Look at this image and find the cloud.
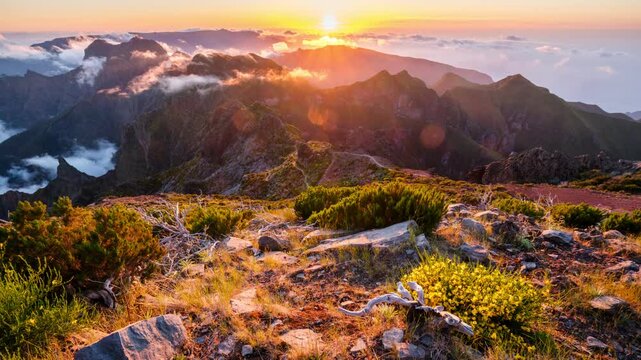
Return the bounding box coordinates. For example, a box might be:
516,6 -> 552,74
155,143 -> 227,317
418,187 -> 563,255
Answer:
554,57 -> 571,69
596,65 -> 616,75
0,139 -> 118,195
158,74 -> 221,94
505,35 -> 526,41
535,45 -> 561,54
0,120 -> 24,143
302,36 -> 357,49
272,42 -> 289,53
76,56 -> 106,86
130,50 -> 160,59
126,52 -> 191,94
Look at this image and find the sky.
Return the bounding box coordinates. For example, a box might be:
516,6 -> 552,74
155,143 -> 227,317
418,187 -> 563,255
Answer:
1,0 -> 640,112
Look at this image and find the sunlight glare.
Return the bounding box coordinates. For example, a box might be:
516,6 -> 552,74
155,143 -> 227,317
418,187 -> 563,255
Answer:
321,15 -> 339,32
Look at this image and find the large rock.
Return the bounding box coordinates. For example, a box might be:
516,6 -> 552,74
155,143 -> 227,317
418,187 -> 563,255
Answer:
475,148 -> 580,184
303,229 -> 352,243
395,343 -> 427,360
604,261 -> 639,275
459,243 -> 490,263
231,288 -> 260,315
491,220 -> 520,242
306,221 -> 420,253
460,218 -> 487,238
258,235 -> 291,252
603,230 -> 625,240
74,314 -> 187,360
382,328 -> 404,350
279,329 -> 324,349
590,295 -> 628,313
540,230 -> 574,246
224,237 -> 253,253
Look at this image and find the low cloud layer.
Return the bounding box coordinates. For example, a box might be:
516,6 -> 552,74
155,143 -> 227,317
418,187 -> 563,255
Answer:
0,139 -> 118,194
158,74 -> 221,94
0,120 -> 24,143
76,56 -> 106,86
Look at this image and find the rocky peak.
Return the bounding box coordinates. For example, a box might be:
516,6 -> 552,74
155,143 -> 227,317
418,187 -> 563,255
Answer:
84,37 -> 167,60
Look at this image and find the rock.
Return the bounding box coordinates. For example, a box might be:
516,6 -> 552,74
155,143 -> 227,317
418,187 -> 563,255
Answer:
459,242 -> 489,262
604,261 -> 639,275
306,221 -> 420,253
414,234 -> 430,251
491,220 -> 520,242
395,343 -> 427,360
590,295 -> 628,312
447,203 -> 468,212
474,210 -> 499,222
258,235 -> 291,252
540,230 -> 574,246
218,335 -> 237,356
350,338 -> 367,353
303,229 -> 352,243
521,261 -> 537,271
621,270 -> 641,283
224,237 -> 253,253
74,314 -> 187,360
241,345 -> 253,357
460,218 -> 487,238
382,328 -> 404,350
182,263 -> 205,277
280,329 -> 324,349
231,288 -> 260,314
573,231 -> 590,242
260,251 -> 299,266
587,336 -> 608,350
604,230 -> 625,240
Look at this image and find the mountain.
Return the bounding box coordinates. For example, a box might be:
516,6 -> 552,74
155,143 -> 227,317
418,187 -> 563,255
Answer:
568,102 -> 633,121
627,111 -> 641,121
31,35 -> 100,53
432,72 -> 480,95
275,45 -> 493,88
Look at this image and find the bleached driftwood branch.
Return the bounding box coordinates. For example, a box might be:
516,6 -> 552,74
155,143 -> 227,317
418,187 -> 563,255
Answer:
85,277 -> 117,309
136,201 -> 219,274
338,281 -> 474,336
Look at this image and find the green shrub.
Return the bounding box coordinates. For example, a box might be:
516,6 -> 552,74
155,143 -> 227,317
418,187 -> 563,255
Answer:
601,210 -> 641,235
402,255 -> 548,352
187,206 -> 253,238
294,186 -> 357,219
0,198 -> 164,288
492,197 -> 544,219
307,182 -> 447,234
550,203 -> 604,228
0,261 -> 90,357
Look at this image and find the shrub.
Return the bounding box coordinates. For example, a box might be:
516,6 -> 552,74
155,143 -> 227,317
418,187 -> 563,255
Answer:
307,182 -> 447,235
294,186 -> 357,219
402,255 -> 548,352
187,205 -> 253,238
0,261 -> 90,357
0,198 -> 164,288
601,210 -> 641,235
492,197 -> 544,219
550,203 -> 604,229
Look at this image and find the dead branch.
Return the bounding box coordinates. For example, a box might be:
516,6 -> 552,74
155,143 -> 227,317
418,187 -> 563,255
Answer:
339,281 -> 474,336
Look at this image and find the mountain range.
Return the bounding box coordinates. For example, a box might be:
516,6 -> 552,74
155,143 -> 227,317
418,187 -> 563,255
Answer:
1,34 -> 641,216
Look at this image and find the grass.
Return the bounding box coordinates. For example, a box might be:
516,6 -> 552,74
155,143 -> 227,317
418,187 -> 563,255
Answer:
493,197 -> 545,219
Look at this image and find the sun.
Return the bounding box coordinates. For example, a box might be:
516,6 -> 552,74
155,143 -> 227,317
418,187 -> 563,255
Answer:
321,15 -> 339,32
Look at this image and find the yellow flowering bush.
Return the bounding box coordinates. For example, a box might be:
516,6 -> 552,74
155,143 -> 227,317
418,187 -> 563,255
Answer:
402,255 -> 548,351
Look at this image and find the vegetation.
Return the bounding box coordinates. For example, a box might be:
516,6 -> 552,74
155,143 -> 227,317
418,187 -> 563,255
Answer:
186,205 -> 253,238
492,197 -> 544,219
294,186 -> 357,219
0,197 -> 164,288
0,261 -> 90,357
402,255 -> 549,352
601,210 -> 641,235
571,170 -> 641,194
307,182 -> 447,234
550,203 -> 604,228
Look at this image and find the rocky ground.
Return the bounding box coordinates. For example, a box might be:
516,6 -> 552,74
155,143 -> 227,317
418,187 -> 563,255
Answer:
60,193 -> 641,360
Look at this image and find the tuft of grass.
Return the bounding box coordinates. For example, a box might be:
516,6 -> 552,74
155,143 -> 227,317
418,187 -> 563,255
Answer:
550,203 -> 604,229
493,197 -> 545,219
0,261 -> 91,358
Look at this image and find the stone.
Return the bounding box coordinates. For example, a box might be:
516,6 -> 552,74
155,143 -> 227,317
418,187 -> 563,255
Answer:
260,251 -> 299,266
182,263 -> 205,277
74,314 -> 187,360
241,345 -> 253,357
474,210 -> 499,222
573,231 -> 590,242
521,261 -> 537,271
447,203 -> 468,212
224,237 -> 253,253
460,218 -> 487,238
306,221 -> 420,253
459,242 -> 489,262
415,234 -> 430,251
621,270 -> 641,283
540,230 -> 574,246
382,328 -> 404,350
395,343 -> 427,360
350,338 -> 367,353
279,329 -> 324,349
604,230 -> 625,240
303,229 -> 352,243
231,288 -> 260,314
258,235 -> 291,252
587,336 -> 608,350
218,335 -> 237,356
590,295 -> 628,312
491,220 -> 520,242
604,260 -> 639,275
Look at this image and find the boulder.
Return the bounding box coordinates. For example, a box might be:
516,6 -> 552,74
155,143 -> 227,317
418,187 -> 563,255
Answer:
590,295 -> 628,313
395,343 -> 427,360
306,221 -> 420,253
280,329 -> 324,349
459,243 -> 489,263
491,220 -> 520,242
461,218 -> 487,238
603,230 -> 625,240
224,237 -> 253,253
474,210 -> 499,222
303,229 -> 352,243
258,235 -> 291,252
604,261 -> 639,275
382,328 -> 404,350
587,336 -> 608,350
540,230 -> 574,246
231,288 -> 260,315
74,314 -> 187,360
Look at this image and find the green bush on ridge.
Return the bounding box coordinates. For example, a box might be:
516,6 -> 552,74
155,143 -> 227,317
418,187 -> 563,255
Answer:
601,210 -> 641,235
186,205 -> 253,238
492,197 -> 544,219
550,203 -> 604,229
306,182 -> 447,235
294,186 -> 357,219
